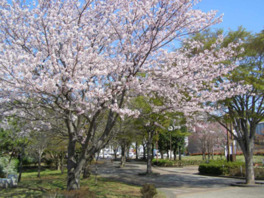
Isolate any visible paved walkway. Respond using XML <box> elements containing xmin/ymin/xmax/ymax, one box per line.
<box><xmin>93</xmin><ymin>160</ymin><xmax>264</xmax><ymax>198</ymax></box>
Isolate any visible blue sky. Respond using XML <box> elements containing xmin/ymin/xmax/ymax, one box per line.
<box><xmin>195</xmin><ymin>0</ymin><xmax>264</xmax><ymax>34</ymax></box>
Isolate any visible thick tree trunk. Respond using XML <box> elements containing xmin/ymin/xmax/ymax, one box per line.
<box><xmin>83</xmin><ymin>158</ymin><xmax>93</xmax><ymax>179</ymax></box>
<box><xmin>67</xmin><ymin>138</ymin><xmax>81</xmax><ymax>190</ymax></box>
<box><xmin>235</xmin><ymin>129</ymin><xmax>255</xmax><ymax>185</ymax></box>
<box><xmin>239</xmin><ymin>139</ymin><xmax>255</xmax><ymax>184</ymax></box>
<box><xmin>244</xmin><ymin>152</ymin><xmax>255</xmax><ymax>184</ymax></box>
<box><xmin>83</xmin><ymin>160</ymin><xmax>89</xmax><ymax>179</ymax></box>
<box><xmin>67</xmin><ymin>163</ymin><xmax>83</xmax><ymax>190</ymax></box>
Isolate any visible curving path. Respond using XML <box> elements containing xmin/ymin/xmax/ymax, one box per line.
<box><xmin>92</xmin><ymin>160</ymin><xmax>264</xmax><ymax>198</ymax></box>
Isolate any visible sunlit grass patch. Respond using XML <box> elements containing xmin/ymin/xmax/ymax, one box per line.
<box><xmin>0</xmin><ymin>169</ymin><xmax>152</xmax><ymax>198</ymax></box>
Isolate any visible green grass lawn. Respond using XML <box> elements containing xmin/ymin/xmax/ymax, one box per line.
<box><xmin>0</xmin><ymin>169</ymin><xmax>165</xmax><ymax>198</ymax></box>
<box><xmin>181</xmin><ymin>155</ymin><xmax>264</xmax><ymax>163</ymax></box>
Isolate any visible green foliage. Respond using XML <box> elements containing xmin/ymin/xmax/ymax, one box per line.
<box><xmin>152</xmin><ymin>159</ymin><xmax>203</xmax><ymax>167</ymax></box>
<box><xmin>199</xmin><ymin>160</ymin><xmax>264</xmax><ymax>179</ymax></box>
<box><xmin>140</xmin><ymin>183</ymin><xmax>157</xmax><ymax>198</ymax></box>
<box><xmin>199</xmin><ymin>160</ymin><xmax>245</xmax><ymax>176</ymax></box>
<box><xmin>22</xmin><ymin>156</ymin><xmax>37</xmax><ymax>165</ymax></box>
<box><xmin>254</xmin><ymin>167</ymin><xmax>264</xmax><ymax>179</ymax></box>
<box><xmin>152</xmin><ymin>159</ymin><xmax>175</xmax><ymax>167</ymax></box>
<box><xmin>0</xmin><ymin>157</ymin><xmax>19</xmax><ymax>177</ymax></box>
<box><xmin>0</xmin><ymin>117</ymin><xmax>29</xmax><ymax>164</ymax></box>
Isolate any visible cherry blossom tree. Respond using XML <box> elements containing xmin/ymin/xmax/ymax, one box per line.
<box><xmin>192</xmin><ymin>120</ymin><xmax>226</xmax><ymax>160</ymax></box>
<box><xmin>0</xmin><ymin>0</ymin><xmax>245</xmax><ymax>190</ymax></box>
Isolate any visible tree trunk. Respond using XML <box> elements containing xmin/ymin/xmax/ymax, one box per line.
<box><xmin>202</xmin><ymin>152</ymin><xmax>206</xmax><ymax>161</ymax></box>
<box><xmin>143</xmin><ymin>143</ymin><xmax>146</xmax><ymax>160</ymax></box>
<box><xmin>126</xmin><ymin>146</ymin><xmax>130</xmax><ymax>159</ymax></box>
<box><xmin>57</xmin><ymin>156</ymin><xmax>60</xmax><ymax>171</ymax></box>
<box><xmin>207</xmin><ymin>144</ymin><xmax>210</xmax><ymax>160</ymax></box>
<box><xmin>120</xmin><ymin>145</ymin><xmax>126</xmax><ymax>167</ymax></box>
<box><xmin>244</xmin><ymin>151</ymin><xmax>255</xmax><ymax>184</ymax></box>
<box><xmin>238</xmin><ymin>138</ymin><xmax>255</xmax><ymax>184</ymax></box>
<box><xmin>67</xmin><ymin>138</ymin><xmax>81</xmax><ymax>190</ymax></box>
<box><xmin>146</xmin><ymin>130</ymin><xmax>153</xmax><ymax>174</ymax></box>
<box><xmin>60</xmin><ymin>153</ymin><xmax>64</xmax><ymax>174</ymax></box>
<box><xmin>37</xmin><ymin>153</ymin><xmax>42</xmax><ymax>178</ymax></box>
<box><xmin>161</xmin><ymin>151</ymin><xmax>164</xmax><ymax>159</ymax></box>
<box><xmin>179</xmin><ymin>146</ymin><xmax>182</xmax><ymax>161</ymax></box>
<box><xmin>18</xmin><ymin>145</ymin><xmax>25</xmax><ymax>182</ymax></box>
<box><xmin>83</xmin><ymin>159</ymin><xmax>92</xmax><ymax>179</ymax></box>
<box><xmin>136</xmin><ymin>142</ymin><xmax>138</xmax><ymax>160</ymax></box>
<box><xmin>114</xmin><ymin>148</ymin><xmax>117</xmax><ymax>160</ymax></box>
<box><xmin>173</xmin><ymin>148</ymin><xmax>177</xmax><ymax>161</ymax></box>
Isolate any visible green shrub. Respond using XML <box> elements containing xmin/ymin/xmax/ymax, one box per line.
<box><xmin>140</xmin><ymin>183</ymin><xmax>157</xmax><ymax>198</ymax></box>
<box><xmin>22</xmin><ymin>156</ymin><xmax>37</xmax><ymax>165</ymax></box>
<box><xmin>152</xmin><ymin>159</ymin><xmax>203</xmax><ymax>167</ymax></box>
<box><xmin>152</xmin><ymin>159</ymin><xmax>174</xmax><ymax>167</ymax></box>
<box><xmin>0</xmin><ymin>157</ymin><xmax>19</xmax><ymax>177</ymax></box>
<box><xmin>199</xmin><ymin>160</ymin><xmax>245</xmax><ymax>176</ymax></box>
<box><xmin>254</xmin><ymin>167</ymin><xmax>264</xmax><ymax>179</ymax></box>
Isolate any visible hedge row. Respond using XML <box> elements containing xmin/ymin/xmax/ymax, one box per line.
<box><xmin>152</xmin><ymin>159</ymin><xmax>203</xmax><ymax>167</ymax></box>
<box><xmin>191</xmin><ymin>151</ymin><xmax>264</xmax><ymax>156</ymax></box>
<box><xmin>198</xmin><ymin>160</ymin><xmax>245</xmax><ymax>176</ymax></box>
<box><xmin>199</xmin><ymin>160</ymin><xmax>264</xmax><ymax>179</ymax></box>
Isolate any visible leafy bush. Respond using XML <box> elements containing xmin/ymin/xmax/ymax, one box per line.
<box><xmin>152</xmin><ymin>159</ymin><xmax>174</xmax><ymax>167</ymax></box>
<box><xmin>22</xmin><ymin>156</ymin><xmax>37</xmax><ymax>165</ymax></box>
<box><xmin>255</xmin><ymin>167</ymin><xmax>264</xmax><ymax>179</ymax></box>
<box><xmin>140</xmin><ymin>183</ymin><xmax>157</xmax><ymax>198</ymax></box>
<box><xmin>152</xmin><ymin>159</ymin><xmax>203</xmax><ymax>167</ymax></box>
<box><xmin>199</xmin><ymin>160</ymin><xmax>245</xmax><ymax>176</ymax></box>
<box><xmin>0</xmin><ymin>157</ymin><xmax>19</xmax><ymax>177</ymax></box>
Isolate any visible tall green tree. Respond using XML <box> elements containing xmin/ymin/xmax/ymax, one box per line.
<box><xmin>188</xmin><ymin>27</ymin><xmax>264</xmax><ymax>184</ymax></box>
<box><xmin>132</xmin><ymin>96</ymin><xmax>170</xmax><ymax>174</ymax></box>
<box><xmin>220</xmin><ymin>29</ymin><xmax>264</xmax><ymax>184</ymax></box>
